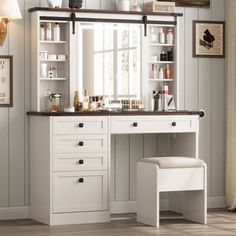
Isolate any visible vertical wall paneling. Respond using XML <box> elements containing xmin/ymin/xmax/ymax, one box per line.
<box><xmin>198</xmin><ymin>6</ymin><xmax>213</xmax><ymax>195</ymax></box>
<box><xmin>8</xmin><ymin>0</ymin><xmax>26</xmax><ymax>206</ymax></box>
<box><xmin>0</xmin><ymin>35</ymin><xmax>9</xmax><ymax>207</ymax></box>
<box><xmin>110</xmin><ymin>135</ymin><xmax>115</xmax><ymax>201</ymax></box>
<box><xmin>176</xmin><ymin>7</ymin><xmax>185</xmax><ymax>110</ymax></box>
<box><xmin>211</xmin><ymin>0</ymin><xmax>226</xmax><ymax>196</ymax></box>
<box><xmin>114</xmin><ymin>135</ymin><xmax>130</xmax><ymax>201</ymax></box>
<box><xmin>184</xmin><ymin>8</ymin><xmax>199</xmax><ymax>110</ymax></box>
<box><xmin>129</xmin><ymin>135</ymin><xmax>143</xmax><ymax>200</ymax></box>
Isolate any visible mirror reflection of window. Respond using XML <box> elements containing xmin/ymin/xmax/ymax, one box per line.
<box><xmin>80</xmin><ymin>23</ymin><xmax>141</xmax><ymax>100</ymax></box>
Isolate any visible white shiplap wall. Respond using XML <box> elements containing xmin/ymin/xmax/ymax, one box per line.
<box><xmin>0</xmin><ymin>0</ymin><xmax>226</xmax><ymax>215</ymax></box>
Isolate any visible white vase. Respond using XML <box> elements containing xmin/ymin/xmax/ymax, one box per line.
<box><xmin>47</xmin><ymin>0</ymin><xmax>62</xmax><ymax>8</ymax></box>
<box><xmin>116</xmin><ymin>0</ymin><xmax>130</xmax><ymax>11</ymax></box>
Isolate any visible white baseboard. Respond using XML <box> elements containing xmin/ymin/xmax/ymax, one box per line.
<box><xmin>207</xmin><ymin>196</ymin><xmax>227</xmax><ymax>209</ymax></box>
<box><xmin>0</xmin><ymin>197</ymin><xmax>227</xmax><ymax>220</ymax></box>
<box><xmin>0</xmin><ymin>207</ymin><xmax>30</xmax><ymax>220</ymax></box>
<box><xmin>111</xmin><ymin>196</ymin><xmax>227</xmax><ymax>214</ymax></box>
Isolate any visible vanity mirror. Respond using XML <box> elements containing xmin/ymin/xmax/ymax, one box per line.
<box><xmin>77</xmin><ymin>22</ymin><xmax>142</xmax><ymax>100</ymax></box>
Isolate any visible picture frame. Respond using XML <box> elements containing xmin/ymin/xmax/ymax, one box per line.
<box><xmin>193</xmin><ymin>21</ymin><xmax>225</xmax><ymax>58</ymax></box>
<box><xmin>0</xmin><ymin>55</ymin><xmax>13</xmax><ymax>107</ymax></box>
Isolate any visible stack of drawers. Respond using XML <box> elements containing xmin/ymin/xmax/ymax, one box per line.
<box><xmin>52</xmin><ymin>116</ymin><xmax>109</xmax><ymax>217</ymax></box>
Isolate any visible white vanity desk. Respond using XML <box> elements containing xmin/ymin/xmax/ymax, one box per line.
<box><xmin>27</xmin><ymin>111</ymin><xmax>203</xmax><ymax>225</ymax></box>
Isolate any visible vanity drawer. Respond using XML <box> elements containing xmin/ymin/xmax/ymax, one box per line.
<box><xmin>53</xmin><ymin>171</ymin><xmax>108</xmax><ymax>213</ymax></box>
<box><xmin>52</xmin><ymin>117</ymin><xmax>108</xmax><ymax>134</ymax></box>
<box><xmin>53</xmin><ymin>135</ymin><xmax>108</xmax><ymax>154</ymax></box>
<box><xmin>110</xmin><ymin>115</ymin><xmax>198</xmax><ymax>134</ymax></box>
<box><xmin>53</xmin><ymin>153</ymin><xmax>108</xmax><ymax>171</ymax></box>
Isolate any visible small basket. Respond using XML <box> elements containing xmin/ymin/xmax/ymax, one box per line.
<box><xmin>144</xmin><ymin>1</ymin><xmax>176</xmax><ymax>13</ymax></box>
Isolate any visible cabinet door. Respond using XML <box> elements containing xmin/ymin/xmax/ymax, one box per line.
<box><xmin>53</xmin><ymin>171</ymin><xmax>108</xmax><ymax>213</ymax></box>
<box><xmin>53</xmin><ymin>135</ymin><xmax>108</xmax><ymax>154</ymax></box>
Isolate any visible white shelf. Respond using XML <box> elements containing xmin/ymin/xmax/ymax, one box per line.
<box><xmin>149</xmin><ymin>61</ymin><xmax>174</xmax><ymax>64</ymax></box>
<box><xmin>149</xmin><ymin>43</ymin><xmax>174</xmax><ymax>47</ymax></box>
<box><xmin>40</xmin><ymin>59</ymin><xmax>67</xmax><ymax>62</ymax></box>
<box><xmin>40</xmin><ymin>40</ymin><xmax>67</xmax><ymax>44</ymax></box>
<box><xmin>149</xmin><ymin>79</ymin><xmax>174</xmax><ymax>82</ymax></box>
<box><xmin>40</xmin><ymin>78</ymin><xmax>68</xmax><ymax>81</ymax></box>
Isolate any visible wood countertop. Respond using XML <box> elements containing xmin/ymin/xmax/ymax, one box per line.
<box><xmin>27</xmin><ymin>110</ymin><xmax>205</xmax><ymax>117</ymax></box>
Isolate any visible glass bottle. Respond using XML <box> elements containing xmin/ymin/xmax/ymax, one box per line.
<box><xmin>53</xmin><ymin>23</ymin><xmax>60</xmax><ymax>41</ymax></box>
<box><xmin>158</xmin><ymin>67</ymin><xmax>164</xmax><ymax>80</ymax></box>
<box><xmin>132</xmin><ymin>0</ymin><xmax>141</xmax><ymax>12</ymax></box>
<box><xmin>49</xmin><ymin>93</ymin><xmax>62</xmax><ymax>112</ymax></box>
<box><xmin>74</xmin><ymin>91</ymin><xmax>82</xmax><ymax>111</ymax></box>
<box><xmin>82</xmin><ymin>89</ymin><xmax>89</xmax><ymax>111</ymax></box>
<box><xmin>40</xmin><ymin>24</ymin><xmax>45</xmax><ymax>41</ymax></box>
<box><xmin>152</xmin><ymin>64</ymin><xmax>157</xmax><ymax>79</ymax></box>
<box><xmin>159</xmin><ymin>27</ymin><xmax>165</xmax><ymax>44</ymax></box>
<box><xmin>166</xmin><ymin>28</ymin><xmax>174</xmax><ymax>45</ymax></box>
<box><xmin>46</xmin><ymin>22</ymin><xmax>52</xmax><ymax>41</ymax></box>
<box><xmin>165</xmin><ymin>64</ymin><xmax>171</xmax><ymax>79</ymax></box>
<box><xmin>150</xmin><ymin>27</ymin><xmax>157</xmax><ymax>44</ymax></box>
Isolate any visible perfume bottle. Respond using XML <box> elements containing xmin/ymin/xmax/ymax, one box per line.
<box><xmin>132</xmin><ymin>0</ymin><xmax>141</xmax><ymax>11</ymax></box>
<box><xmin>165</xmin><ymin>64</ymin><xmax>171</xmax><ymax>79</ymax></box>
<box><xmin>159</xmin><ymin>27</ymin><xmax>165</xmax><ymax>44</ymax></box>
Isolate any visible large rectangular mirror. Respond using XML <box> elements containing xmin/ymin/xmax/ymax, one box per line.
<box><xmin>77</xmin><ymin>22</ymin><xmax>142</xmax><ymax>100</ymax></box>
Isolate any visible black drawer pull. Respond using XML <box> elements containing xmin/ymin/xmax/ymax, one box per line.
<box><xmin>172</xmin><ymin>122</ymin><xmax>177</xmax><ymax>127</ymax></box>
<box><xmin>78</xmin><ymin>123</ymin><xmax>84</xmax><ymax>128</ymax></box>
<box><xmin>78</xmin><ymin>159</ymin><xmax>84</xmax><ymax>165</ymax></box>
<box><xmin>78</xmin><ymin>141</ymin><xmax>84</xmax><ymax>146</ymax></box>
<box><xmin>133</xmin><ymin>122</ymin><xmax>138</xmax><ymax>127</ymax></box>
<box><xmin>78</xmin><ymin>178</ymin><xmax>84</xmax><ymax>183</ymax></box>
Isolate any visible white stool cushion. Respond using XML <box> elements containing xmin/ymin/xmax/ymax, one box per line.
<box><xmin>141</xmin><ymin>157</ymin><xmax>205</xmax><ymax>168</ymax></box>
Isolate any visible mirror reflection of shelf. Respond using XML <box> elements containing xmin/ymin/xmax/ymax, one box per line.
<box><xmin>40</xmin><ymin>78</ymin><xmax>68</xmax><ymax>81</ymax></box>
<box><xmin>149</xmin><ymin>61</ymin><xmax>174</xmax><ymax>64</ymax></box>
<box><xmin>148</xmin><ymin>78</ymin><xmax>174</xmax><ymax>82</ymax></box>
<box><xmin>149</xmin><ymin>44</ymin><xmax>174</xmax><ymax>47</ymax></box>
<box><xmin>40</xmin><ymin>40</ymin><xmax>67</xmax><ymax>44</ymax></box>
<box><xmin>40</xmin><ymin>59</ymin><xmax>67</xmax><ymax>62</ymax></box>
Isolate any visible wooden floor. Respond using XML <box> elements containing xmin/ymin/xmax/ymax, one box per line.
<box><xmin>0</xmin><ymin>209</ymin><xmax>236</xmax><ymax>236</ymax></box>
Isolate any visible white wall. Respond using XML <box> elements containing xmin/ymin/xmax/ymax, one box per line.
<box><xmin>0</xmin><ymin>0</ymin><xmax>226</xmax><ymax>217</ymax></box>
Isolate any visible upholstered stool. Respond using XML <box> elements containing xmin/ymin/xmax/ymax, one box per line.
<box><xmin>137</xmin><ymin>157</ymin><xmax>207</xmax><ymax>227</ymax></box>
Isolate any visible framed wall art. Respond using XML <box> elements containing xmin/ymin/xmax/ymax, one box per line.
<box><xmin>193</xmin><ymin>21</ymin><xmax>225</xmax><ymax>58</ymax></box>
<box><xmin>158</xmin><ymin>0</ymin><xmax>210</xmax><ymax>8</ymax></box>
<box><xmin>0</xmin><ymin>55</ymin><xmax>13</xmax><ymax>107</ymax></box>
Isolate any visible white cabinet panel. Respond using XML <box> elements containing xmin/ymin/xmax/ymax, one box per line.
<box><xmin>53</xmin><ymin>171</ymin><xmax>108</xmax><ymax>213</ymax></box>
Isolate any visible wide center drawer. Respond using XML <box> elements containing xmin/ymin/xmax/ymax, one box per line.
<box><xmin>53</xmin><ymin>135</ymin><xmax>108</xmax><ymax>154</ymax></box>
<box><xmin>53</xmin><ymin>171</ymin><xmax>108</xmax><ymax>213</ymax></box>
<box><xmin>52</xmin><ymin>117</ymin><xmax>108</xmax><ymax>134</ymax></box>
<box><xmin>110</xmin><ymin>115</ymin><xmax>198</xmax><ymax>134</ymax></box>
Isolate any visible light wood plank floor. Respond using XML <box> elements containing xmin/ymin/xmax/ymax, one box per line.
<box><xmin>0</xmin><ymin>209</ymin><xmax>236</xmax><ymax>236</ymax></box>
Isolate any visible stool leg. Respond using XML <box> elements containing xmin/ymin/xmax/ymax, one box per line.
<box><xmin>137</xmin><ymin>163</ymin><xmax>160</xmax><ymax>227</ymax></box>
<box><xmin>183</xmin><ymin>165</ymin><xmax>207</xmax><ymax>224</ymax></box>
<box><xmin>183</xmin><ymin>190</ymin><xmax>207</xmax><ymax>224</ymax></box>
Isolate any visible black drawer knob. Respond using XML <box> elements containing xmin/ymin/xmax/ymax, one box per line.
<box><xmin>133</xmin><ymin>122</ymin><xmax>138</xmax><ymax>127</ymax></box>
<box><xmin>78</xmin><ymin>123</ymin><xmax>84</xmax><ymax>128</ymax></box>
<box><xmin>78</xmin><ymin>141</ymin><xmax>84</xmax><ymax>146</ymax></box>
<box><xmin>78</xmin><ymin>178</ymin><xmax>84</xmax><ymax>183</ymax></box>
<box><xmin>172</xmin><ymin>122</ymin><xmax>177</xmax><ymax>127</ymax></box>
<box><xmin>78</xmin><ymin>159</ymin><xmax>84</xmax><ymax>165</ymax></box>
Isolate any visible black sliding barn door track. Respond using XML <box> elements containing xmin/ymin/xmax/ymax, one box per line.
<box><xmin>40</xmin><ymin>14</ymin><xmax>177</xmax><ymax>36</ymax></box>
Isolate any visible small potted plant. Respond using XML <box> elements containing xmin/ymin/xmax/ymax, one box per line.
<box><xmin>69</xmin><ymin>0</ymin><xmax>83</xmax><ymax>9</ymax></box>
